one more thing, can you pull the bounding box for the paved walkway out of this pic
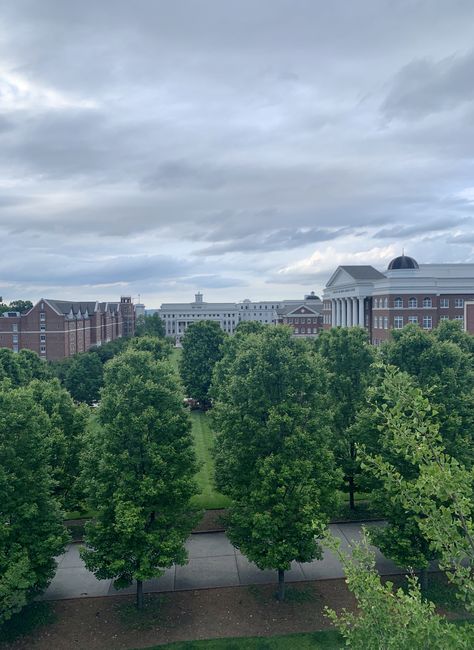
[42,522,423,601]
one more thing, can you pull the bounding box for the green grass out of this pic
[190,411,230,510]
[170,347,181,373]
[134,631,343,649]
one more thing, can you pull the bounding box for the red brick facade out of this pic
[277,304,323,337]
[0,296,136,361]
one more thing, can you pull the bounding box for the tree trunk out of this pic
[136,579,144,610]
[420,568,429,595]
[277,569,285,602]
[348,475,356,510]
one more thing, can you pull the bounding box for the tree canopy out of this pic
[81,349,198,608]
[135,312,166,338]
[180,320,226,407]
[212,326,340,599]
[0,386,68,624]
[64,353,103,404]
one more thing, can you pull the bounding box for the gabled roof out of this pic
[326,265,386,288]
[44,299,98,316]
[277,303,322,317]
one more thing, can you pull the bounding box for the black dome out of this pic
[388,254,419,270]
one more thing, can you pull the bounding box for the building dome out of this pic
[387,254,419,270]
[305,291,320,300]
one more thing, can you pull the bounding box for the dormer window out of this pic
[394,297,403,308]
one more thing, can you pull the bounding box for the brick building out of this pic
[0,296,136,361]
[322,255,474,344]
[276,294,323,337]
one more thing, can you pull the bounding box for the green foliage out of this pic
[0,299,33,315]
[64,352,103,404]
[180,320,226,406]
[381,323,474,467]
[0,601,55,643]
[81,349,198,598]
[128,335,172,360]
[361,366,474,611]
[314,327,375,507]
[135,312,166,338]
[0,347,51,386]
[0,386,68,624]
[325,536,472,649]
[90,337,130,363]
[28,378,88,510]
[212,327,341,593]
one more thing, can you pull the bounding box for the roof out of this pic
[277,303,322,316]
[45,299,98,316]
[339,266,386,280]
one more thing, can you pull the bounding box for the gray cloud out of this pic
[1,1,474,304]
[381,49,474,120]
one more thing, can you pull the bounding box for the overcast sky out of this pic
[1,1,474,307]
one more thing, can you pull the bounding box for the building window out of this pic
[12,335,18,343]
[423,297,432,308]
[440,315,449,321]
[384,298,388,308]
[40,311,46,321]
[394,316,404,329]
[423,316,432,330]
[295,328,299,334]
[408,316,418,324]
[455,315,464,323]
[408,297,417,308]
[455,298,464,308]
[12,344,19,353]
[12,323,18,332]
[440,298,449,308]
[394,297,403,308]
[384,317,388,329]
[40,345,46,354]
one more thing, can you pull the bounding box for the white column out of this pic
[336,299,341,326]
[352,297,358,326]
[347,298,353,326]
[358,297,365,327]
[341,299,347,327]
[331,300,336,327]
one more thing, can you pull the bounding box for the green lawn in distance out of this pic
[170,346,181,373]
[135,631,343,649]
[190,410,230,510]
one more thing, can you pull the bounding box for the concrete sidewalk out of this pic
[42,522,414,601]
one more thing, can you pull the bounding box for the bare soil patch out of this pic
[1,579,355,650]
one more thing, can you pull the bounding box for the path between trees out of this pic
[42,522,437,601]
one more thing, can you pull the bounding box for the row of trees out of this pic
[176,318,474,605]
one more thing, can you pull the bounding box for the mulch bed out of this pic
[1,579,356,650]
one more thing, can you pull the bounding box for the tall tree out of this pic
[28,378,88,511]
[381,323,474,467]
[8,300,33,313]
[314,327,375,509]
[361,366,474,609]
[212,327,340,600]
[0,385,68,624]
[135,313,166,338]
[81,349,198,609]
[180,320,226,408]
[16,349,52,383]
[128,335,172,360]
[64,353,103,404]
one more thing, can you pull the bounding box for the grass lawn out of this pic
[190,410,230,510]
[170,346,181,373]
[137,631,344,649]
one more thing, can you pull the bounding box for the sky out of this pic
[1,0,474,308]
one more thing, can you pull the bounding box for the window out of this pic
[440,298,449,308]
[455,315,464,322]
[394,297,403,308]
[40,311,46,321]
[374,298,379,308]
[12,344,19,353]
[12,323,18,332]
[408,297,417,308]
[423,316,432,330]
[40,334,46,342]
[295,328,299,334]
[394,316,404,329]
[384,317,388,329]
[440,315,449,321]
[423,297,432,308]
[408,316,418,324]
[384,298,388,308]
[455,298,464,308]
[40,345,46,354]
[12,335,18,343]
